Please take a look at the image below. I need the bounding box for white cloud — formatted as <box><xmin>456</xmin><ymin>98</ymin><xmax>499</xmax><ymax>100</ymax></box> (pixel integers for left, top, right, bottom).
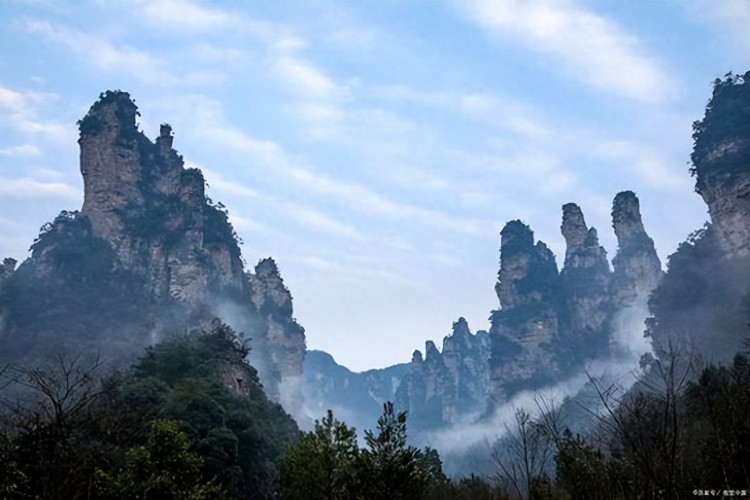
<box><xmin>138</xmin><ymin>0</ymin><xmax>292</xmax><ymax>44</ymax></box>
<box><xmin>0</xmin><ymin>87</ymin><xmax>25</xmax><ymax>110</ymax></box>
<box><xmin>0</xmin><ymin>144</ymin><xmax>41</xmax><ymax>157</ymax></box>
<box><xmin>459</xmin><ymin>93</ymin><xmax>552</xmax><ymax>137</ymax></box>
<box><xmin>198</xmin><ymin>164</ymin><xmax>366</xmax><ymax>242</ymax></box>
<box><xmin>633</xmin><ymin>157</ymin><xmax>691</xmax><ymax>191</ymax></box>
<box><xmin>373</xmin><ymin>85</ymin><xmax>450</xmax><ymax>107</ymax></box>
<box><xmin>140</xmin><ymin>0</ymin><xmax>237</xmax><ymax>32</ymax></box>
<box><xmin>264</xmin><ymin>34</ymin><xmax>356</xmax><ymax>140</ymax></box>
<box><xmin>679</xmin><ymin>0</ymin><xmax>750</xmax><ymax>55</ymax></box>
<box><xmin>462</xmin><ymin>0</ymin><xmax>670</xmax><ymax>101</ymax></box>
<box><xmin>274</xmin><ymin>56</ymin><xmax>343</xmax><ymax>100</ymax></box>
<box><xmin>17</xmin><ymin>18</ymin><xmax>172</xmax><ymax>84</ymax></box>
<box><xmin>196</xmin><ymin>111</ymin><xmax>485</xmax><ymax>235</ymax></box>
<box><xmin>0</xmin><ymin>86</ymin><xmax>71</xmax><ymax>141</ymax></box>
<box><xmin>372</xmin><ymin>85</ymin><xmax>551</xmax><ymax>137</ymax></box>
<box><xmin>592</xmin><ymin>139</ymin><xmax>690</xmax><ymax>191</ymax></box>
<box><xmin>197</xmin><ymin>165</ymin><xmax>261</xmax><ymax>199</ymax></box>
<box><xmin>227</xmin><ymin>214</ymin><xmax>274</xmax><ymax>237</ymax></box>
<box><xmin>0</xmin><ymin>176</ymin><xmax>79</xmax><ymax>200</ymax></box>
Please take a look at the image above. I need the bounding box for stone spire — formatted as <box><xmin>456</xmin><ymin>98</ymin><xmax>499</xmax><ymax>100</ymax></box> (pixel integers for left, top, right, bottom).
<box><xmin>561</xmin><ymin>203</ymin><xmax>609</xmax><ymax>273</ymax></box>
<box><xmin>561</xmin><ymin>203</ymin><xmax>588</xmax><ymax>261</ymax></box>
<box><xmin>559</xmin><ymin>203</ymin><xmax>611</xmax><ymax>350</ymax></box>
<box><xmin>611</xmin><ymin>191</ymin><xmax>662</xmax><ymax>305</ymax></box>
<box><xmin>495</xmin><ymin>220</ymin><xmax>559</xmax><ymax>311</ymax></box>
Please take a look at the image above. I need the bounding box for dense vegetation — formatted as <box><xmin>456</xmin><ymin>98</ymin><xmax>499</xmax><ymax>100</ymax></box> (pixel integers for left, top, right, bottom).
<box><xmin>0</xmin><ymin>321</ymin><xmax>298</xmax><ymax>499</ymax></box>
<box><xmin>2</xmin><ymin>71</ymin><xmax>748</xmax><ymax>499</ymax></box>
<box><xmin>3</xmin><ymin>324</ymin><xmax>747</xmax><ymax>499</ymax></box>
<box><xmin>646</xmin><ymin>224</ymin><xmax>750</xmax><ymax>362</ymax></box>
<box><xmin>489</xmin><ymin>350</ymin><xmax>750</xmax><ymax>499</ymax></box>
<box><xmin>691</xmin><ymin>71</ymin><xmax>750</xmax><ymax>193</ymax></box>
<box><xmin>0</xmin><ymin>211</ymin><xmax>157</xmax><ymax>362</ymax></box>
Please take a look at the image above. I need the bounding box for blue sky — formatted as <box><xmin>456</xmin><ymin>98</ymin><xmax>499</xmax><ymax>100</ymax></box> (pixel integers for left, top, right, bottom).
<box><xmin>1</xmin><ymin>0</ymin><xmax>748</xmax><ymax>372</ymax></box>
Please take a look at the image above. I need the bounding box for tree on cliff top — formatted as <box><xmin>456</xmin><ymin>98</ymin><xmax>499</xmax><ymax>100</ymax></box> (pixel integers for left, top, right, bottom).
<box><xmin>690</xmin><ymin>70</ymin><xmax>750</xmax><ymax>192</ymax></box>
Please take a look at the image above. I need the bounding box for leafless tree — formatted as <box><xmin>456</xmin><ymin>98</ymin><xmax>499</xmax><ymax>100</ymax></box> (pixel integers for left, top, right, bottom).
<box><xmin>0</xmin><ymin>352</ymin><xmax>105</xmax><ymax>499</ymax></box>
<box><xmin>492</xmin><ymin>407</ymin><xmax>555</xmax><ymax>499</ymax></box>
<box><xmin>580</xmin><ymin>342</ymin><xmax>692</xmax><ymax>499</ymax></box>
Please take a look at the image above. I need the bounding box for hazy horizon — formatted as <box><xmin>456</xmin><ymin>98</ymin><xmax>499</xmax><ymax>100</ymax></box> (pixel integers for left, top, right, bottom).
<box><xmin>1</xmin><ymin>0</ymin><xmax>748</xmax><ymax>371</ymax></box>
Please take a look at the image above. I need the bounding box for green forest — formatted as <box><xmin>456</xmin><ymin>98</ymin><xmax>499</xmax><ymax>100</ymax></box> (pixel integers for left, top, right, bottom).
<box><xmin>1</xmin><ymin>320</ymin><xmax>748</xmax><ymax>499</ymax></box>
<box><xmin>0</xmin><ymin>69</ymin><xmax>748</xmax><ymax>500</ymax></box>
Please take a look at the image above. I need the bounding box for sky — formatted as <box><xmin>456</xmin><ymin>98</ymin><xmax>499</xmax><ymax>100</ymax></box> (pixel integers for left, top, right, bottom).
<box><xmin>1</xmin><ymin>0</ymin><xmax>748</xmax><ymax>372</ymax></box>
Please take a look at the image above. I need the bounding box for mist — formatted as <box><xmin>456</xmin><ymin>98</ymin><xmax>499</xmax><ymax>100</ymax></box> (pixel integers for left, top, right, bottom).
<box><xmin>423</xmin><ymin>298</ymin><xmax>654</xmax><ymax>474</ymax></box>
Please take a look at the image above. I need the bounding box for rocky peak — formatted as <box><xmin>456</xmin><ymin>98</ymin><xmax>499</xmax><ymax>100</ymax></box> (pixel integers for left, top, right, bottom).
<box><xmin>690</xmin><ymin>72</ymin><xmax>750</xmax><ymax>257</ymax></box>
<box><xmin>0</xmin><ymin>91</ymin><xmax>306</xmax><ymax>418</ymax></box>
<box><xmin>612</xmin><ymin>191</ymin><xmax>649</xmax><ymax>246</ymax></box>
<box><xmin>611</xmin><ymin>191</ymin><xmax>662</xmax><ymax>305</ymax></box>
<box><xmin>78</xmin><ymin>91</ymin><xmax>146</xmax><ymax>238</ymax></box>
<box><xmin>157</xmin><ymin>123</ymin><xmax>174</xmax><ymax>156</ymax></box>
<box><xmin>73</xmin><ymin>90</ymin><xmax>249</xmax><ymax>303</ymax></box>
<box><xmin>0</xmin><ymin>257</ymin><xmax>16</xmax><ymax>283</ymax></box>
<box><xmin>247</xmin><ymin>257</ymin><xmax>305</xmax><ymax>416</ymax></box>
<box><xmin>558</xmin><ymin>204</ymin><xmax>612</xmax><ymax>354</ymax></box>
<box><xmin>452</xmin><ymin>316</ymin><xmax>470</xmax><ymax>335</ymax></box>
<box><xmin>495</xmin><ymin>220</ymin><xmax>559</xmax><ymax>311</ymax></box>
<box><xmin>442</xmin><ymin>317</ymin><xmax>486</xmax><ymax>360</ymax></box>
<box><xmin>396</xmin><ymin>318</ymin><xmax>490</xmax><ymax>429</ymax></box>
<box><xmin>561</xmin><ymin>203</ymin><xmax>609</xmax><ymax>272</ymax></box>
<box><xmin>447</xmin><ymin>317</ymin><xmax>471</xmax><ymax>347</ymax></box>
<box><xmin>411</xmin><ymin>350</ymin><xmax>424</xmax><ymax>364</ymax></box>
<box><xmin>249</xmin><ymin>258</ymin><xmax>293</xmax><ymax>316</ymax></box>
<box><xmin>256</xmin><ymin>257</ymin><xmax>279</xmax><ymax>276</ymax></box>
<box><xmin>561</xmin><ymin>203</ymin><xmax>588</xmax><ymax>256</ymax></box>
<box><xmin>424</xmin><ymin>340</ymin><xmax>441</xmax><ymax>362</ymax></box>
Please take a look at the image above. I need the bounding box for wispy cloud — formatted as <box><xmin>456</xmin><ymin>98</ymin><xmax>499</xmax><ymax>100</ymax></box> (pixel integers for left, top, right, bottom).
<box><xmin>592</xmin><ymin>139</ymin><xmax>690</xmax><ymax>191</ymax></box>
<box><xmin>372</xmin><ymin>84</ymin><xmax>551</xmax><ymax>138</ymax></box>
<box><xmin>16</xmin><ymin>17</ymin><xmax>172</xmax><ymax>84</ymax></box>
<box><xmin>0</xmin><ymin>86</ymin><xmax>71</xmax><ymax>141</ymax></box>
<box><xmin>198</xmin><ymin>164</ymin><xmax>366</xmax><ymax>243</ymax></box>
<box><xmin>459</xmin><ymin>93</ymin><xmax>552</xmax><ymax>137</ymax></box>
<box><xmin>461</xmin><ymin>0</ymin><xmax>670</xmax><ymax>101</ymax></box>
<box><xmin>679</xmin><ymin>0</ymin><xmax>750</xmax><ymax>55</ymax></box>
<box><xmin>0</xmin><ymin>144</ymin><xmax>41</xmax><ymax>157</ymax></box>
<box><xmin>138</xmin><ymin>0</ymin><xmax>291</xmax><ymax>44</ymax></box>
<box><xmin>192</xmin><ymin>103</ymin><xmax>485</xmax><ymax>235</ymax></box>
<box><xmin>15</xmin><ymin>17</ymin><xmax>220</xmax><ymax>86</ymax></box>
<box><xmin>273</xmin><ymin>55</ymin><xmax>345</xmax><ymax>100</ymax></box>
<box><xmin>140</xmin><ymin>0</ymin><xmax>238</xmax><ymax>33</ymax></box>
<box><xmin>0</xmin><ymin>176</ymin><xmax>79</xmax><ymax>200</ymax></box>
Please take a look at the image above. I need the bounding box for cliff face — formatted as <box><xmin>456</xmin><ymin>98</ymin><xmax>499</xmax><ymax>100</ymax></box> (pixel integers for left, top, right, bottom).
<box><xmin>395</xmin><ymin>318</ymin><xmax>490</xmax><ymax>429</ymax></box>
<box><xmin>646</xmin><ymin>72</ymin><xmax>750</xmax><ymax>363</ymax></box>
<box><xmin>0</xmin><ymin>91</ymin><xmax>305</xmax><ymax>414</ymax></box>
<box><xmin>486</xmin><ymin>192</ymin><xmax>661</xmax><ymax>405</ymax></box>
<box><xmin>77</xmin><ymin>92</ymin><xmax>244</xmax><ymax>301</ymax></box>
<box><xmin>489</xmin><ymin>221</ymin><xmax>562</xmax><ymax>402</ymax></box>
<box><xmin>559</xmin><ymin>203</ymin><xmax>611</xmax><ymax>341</ymax></box>
<box><xmin>611</xmin><ymin>191</ymin><xmax>663</xmax><ymax>307</ymax></box>
<box><xmin>691</xmin><ymin>71</ymin><xmax>750</xmax><ymax>258</ymax></box>
<box><xmin>248</xmin><ymin>258</ymin><xmax>306</xmax><ymax>416</ymax></box>
<box><xmin>392</xmin><ymin>192</ymin><xmax>662</xmax><ymax>424</ymax></box>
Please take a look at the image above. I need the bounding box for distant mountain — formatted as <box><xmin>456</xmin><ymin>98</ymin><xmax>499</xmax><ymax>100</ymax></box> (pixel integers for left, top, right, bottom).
<box><xmin>395</xmin><ymin>318</ymin><xmax>491</xmax><ymax>430</ymax></box>
<box><xmin>302</xmin><ymin>349</ymin><xmax>409</xmax><ymax>433</ymax></box>
<box><xmin>1</xmin><ymin>72</ymin><xmax>747</xmax><ymax>454</ymax></box>
<box><xmin>310</xmin><ymin>72</ymin><xmax>750</xmax><ymax>444</ymax></box>
<box><xmin>0</xmin><ymin>91</ymin><xmax>306</xmax><ymax>418</ymax></box>
<box><xmin>389</xmin><ymin>189</ymin><xmax>662</xmax><ymax>435</ymax></box>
